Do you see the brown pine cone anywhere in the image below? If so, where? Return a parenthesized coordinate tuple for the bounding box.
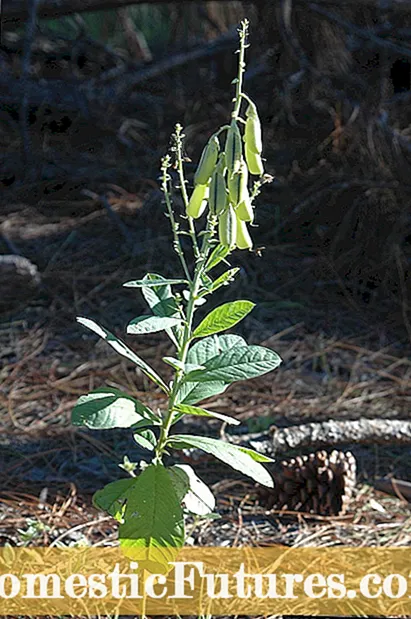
(260, 450, 356, 516)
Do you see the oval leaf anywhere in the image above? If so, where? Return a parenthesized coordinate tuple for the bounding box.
(133, 429, 157, 451)
(169, 435, 274, 487)
(193, 300, 255, 339)
(176, 380, 228, 406)
(119, 464, 185, 562)
(127, 315, 181, 335)
(185, 345, 282, 384)
(93, 478, 135, 521)
(71, 388, 155, 429)
(187, 334, 247, 366)
(169, 464, 215, 516)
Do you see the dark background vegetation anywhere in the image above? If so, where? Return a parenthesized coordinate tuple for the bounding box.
(1, 0, 410, 337)
(0, 0, 410, 548)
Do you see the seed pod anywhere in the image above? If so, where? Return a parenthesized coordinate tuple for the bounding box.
(228, 159, 248, 206)
(186, 183, 209, 219)
(218, 204, 237, 249)
(227, 171, 241, 205)
(236, 195, 254, 222)
(194, 136, 219, 186)
(209, 169, 227, 216)
(225, 120, 242, 177)
(244, 101, 262, 154)
(245, 145, 264, 176)
(235, 214, 253, 250)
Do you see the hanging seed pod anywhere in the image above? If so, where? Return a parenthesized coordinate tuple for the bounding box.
(218, 204, 237, 249)
(236, 195, 254, 222)
(228, 159, 248, 205)
(244, 100, 262, 154)
(245, 145, 264, 176)
(194, 136, 219, 186)
(186, 183, 209, 219)
(227, 171, 241, 205)
(235, 213, 253, 250)
(209, 170, 227, 216)
(225, 120, 243, 177)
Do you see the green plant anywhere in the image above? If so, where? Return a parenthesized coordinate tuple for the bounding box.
(71, 20, 281, 564)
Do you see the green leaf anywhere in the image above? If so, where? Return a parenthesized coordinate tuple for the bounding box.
(187, 334, 246, 366)
(174, 403, 240, 426)
(72, 388, 155, 429)
(127, 315, 181, 335)
(208, 268, 240, 294)
(192, 300, 255, 339)
(185, 345, 282, 384)
(77, 317, 169, 393)
(140, 273, 182, 346)
(168, 464, 215, 516)
(119, 463, 184, 567)
(124, 278, 188, 288)
(205, 244, 231, 272)
(93, 478, 136, 521)
(169, 435, 274, 487)
(140, 273, 180, 318)
(175, 380, 228, 406)
(133, 429, 157, 451)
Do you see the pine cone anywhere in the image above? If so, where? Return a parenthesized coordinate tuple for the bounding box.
(260, 450, 356, 516)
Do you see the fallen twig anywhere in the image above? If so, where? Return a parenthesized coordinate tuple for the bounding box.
(229, 418, 411, 455)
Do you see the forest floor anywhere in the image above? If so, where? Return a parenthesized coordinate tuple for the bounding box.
(0, 196, 410, 551)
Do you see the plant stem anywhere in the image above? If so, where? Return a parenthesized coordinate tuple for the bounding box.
(174, 124, 200, 260)
(160, 156, 191, 283)
(155, 217, 216, 461)
(233, 19, 249, 119)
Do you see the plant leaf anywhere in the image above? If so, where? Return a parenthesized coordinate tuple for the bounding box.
(127, 315, 181, 335)
(93, 478, 136, 521)
(175, 380, 228, 406)
(208, 268, 240, 293)
(71, 388, 156, 429)
(174, 403, 239, 426)
(168, 464, 215, 515)
(119, 463, 185, 568)
(187, 334, 247, 366)
(77, 317, 169, 392)
(185, 345, 282, 384)
(140, 273, 180, 318)
(192, 300, 255, 339)
(169, 435, 274, 487)
(205, 244, 231, 272)
(133, 429, 157, 451)
(124, 278, 188, 288)
(140, 273, 182, 346)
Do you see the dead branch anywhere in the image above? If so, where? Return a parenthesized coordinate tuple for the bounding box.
(0, 28, 237, 114)
(229, 418, 411, 456)
(4, 0, 411, 22)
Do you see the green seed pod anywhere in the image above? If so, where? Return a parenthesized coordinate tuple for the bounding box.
(244, 101, 262, 154)
(228, 159, 249, 206)
(225, 120, 243, 177)
(245, 145, 264, 176)
(186, 183, 209, 219)
(218, 204, 237, 249)
(235, 214, 253, 250)
(227, 171, 241, 205)
(236, 195, 254, 223)
(194, 136, 219, 186)
(209, 169, 227, 216)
